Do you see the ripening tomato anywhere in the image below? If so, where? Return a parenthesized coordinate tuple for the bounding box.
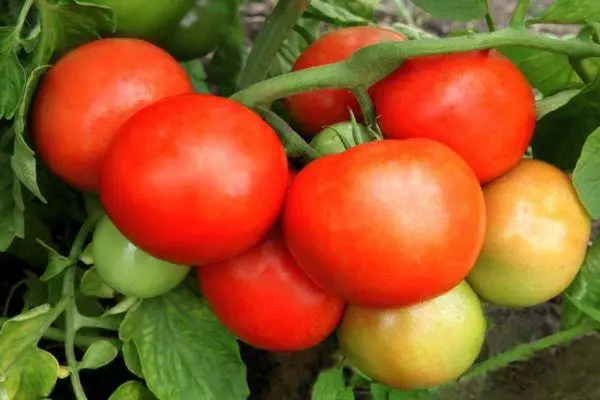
(372, 50, 536, 184)
(31, 38, 193, 192)
(339, 282, 486, 390)
(310, 121, 369, 156)
(283, 139, 485, 308)
(198, 228, 345, 352)
(467, 159, 591, 307)
(92, 215, 190, 298)
(100, 93, 288, 266)
(285, 26, 406, 136)
(87, 0, 193, 39)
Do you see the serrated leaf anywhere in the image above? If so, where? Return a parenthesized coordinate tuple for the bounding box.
(410, 0, 487, 21)
(312, 368, 355, 400)
(79, 340, 118, 370)
(38, 239, 71, 281)
(80, 267, 116, 299)
(119, 285, 249, 400)
(0, 348, 59, 400)
(535, 0, 600, 24)
(532, 79, 600, 170)
(0, 26, 27, 120)
(109, 381, 157, 400)
(573, 127, 600, 218)
(122, 340, 144, 379)
(207, 19, 246, 97)
(563, 237, 600, 328)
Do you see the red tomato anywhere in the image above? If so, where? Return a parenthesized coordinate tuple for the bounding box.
(31, 38, 193, 192)
(283, 139, 486, 308)
(372, 50, 536, 184)
(198, 228, 345, 352)
(100, 93, 288, 266)
(285, 26, 406, 136)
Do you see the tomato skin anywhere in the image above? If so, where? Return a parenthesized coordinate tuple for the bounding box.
(283, 139, 485, 308)
(372, 50, 536, 184)
(92, 215, 191, 298)
(87, 0, 193, 39)
(159, 0, 238, 61)
(285, 26, 406, 136)
(468, 159, 591, 307)
(31, 38, 193, 192)
(198, 228, 345, 352)
(100, 93, 288, 266)
(338, 282, 486, 390)
(310, 121, 368, 156)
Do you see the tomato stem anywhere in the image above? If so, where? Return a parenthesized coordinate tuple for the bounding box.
(509, 0, 531, 28)
(237, 0, 311, 90)
(231, 28, 600, 107)
(15, 0, 36, 40)
(351, 87, 376, 130)
(569, 57, 593, 84)
(461, 320, 600, 380)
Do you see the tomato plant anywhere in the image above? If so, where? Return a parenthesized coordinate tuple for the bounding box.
(198, 228, 345, 352)
(283, 138, 485, 308)
(31, 38, 193, 192)
(338, 282, 486, 390)
(158, 0, 238, 61)
(4, 0, 600, 400)
(285, 26, 406, 135)
(467, 159, 592, 307)
(100, 93, 288, 266)
(92, 215, 191, 298)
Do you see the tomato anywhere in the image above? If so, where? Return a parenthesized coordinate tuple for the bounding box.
(285, 26, 406, 136)
(283, 139, 485, 308)
(158, 0, 238, 61)
(338, 282, 486, 390)
(87, 0, 193, 39)
(310, 121, 369, 156)
(92, 215, 190, 298)
(467, 159, 591, 307)
(31, 38, 193, 192)
(372, 50, 536, 184)
(100, 93, 288, 266)
(198, 228, 345, 352)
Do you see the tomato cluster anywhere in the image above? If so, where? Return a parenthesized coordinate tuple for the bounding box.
(31, 23, 591, 391)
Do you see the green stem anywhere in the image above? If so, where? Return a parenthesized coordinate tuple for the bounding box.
(293, 24, 316, 45)
(74, 314, 121, 332)
(393, 0, 416, 27)
(237, 0, 311, 90)
(569, 57, 593, 83)
(462, 321, 600, 379)
(256, 107, 320, 161)
(15, 0, 35, 36)
(352, 87, 376, 129)
(485, 13, 497, 32)
(510, 0, 531, 28)
(231, 29, 600, 107)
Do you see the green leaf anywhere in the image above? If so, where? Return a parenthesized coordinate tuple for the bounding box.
(79, 242, 94, 265)
(207, 18, 246, 97)
(119, 285, 249, 400)
(532, 79, 600, 170)
(501, 47, 581, 96)
(122, 340, 144, 379)
(180, 60, 210, 94)
(0, 153, 24, 251)
(0, 27, 27, 119)
(109, 381, 157, 400)
(371, 384, 435, 400)
(535, 0, 600, 24)
(563, 237, 600, 329)
(536, 89, 580, 120)
(573, 127, 600, 218)
(80, 267, 116, 299)
(0, 348, 59, 400)
(38, 240, 72, 281)
(306, 1, 370, 26)
(7, 214, 54, 269)
(79, 339, 118, 370)
(410, 0, 487, 21)
(103, 297, 139, 317)
(312, 368, 355, 400)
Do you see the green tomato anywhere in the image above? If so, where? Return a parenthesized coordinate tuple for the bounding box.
(92, 215, 190, 298)
(310, 121, 369, 156)
(159, 0, 239, 61)
(88, 0, 194, 39)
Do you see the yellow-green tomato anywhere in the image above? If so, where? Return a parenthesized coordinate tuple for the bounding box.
(88, 0, 193, 39)
(338, 282, 485, 390)
(467, 159, 591, 308)
(92, 215, 191, 298)
(310, 121, 369, 156)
